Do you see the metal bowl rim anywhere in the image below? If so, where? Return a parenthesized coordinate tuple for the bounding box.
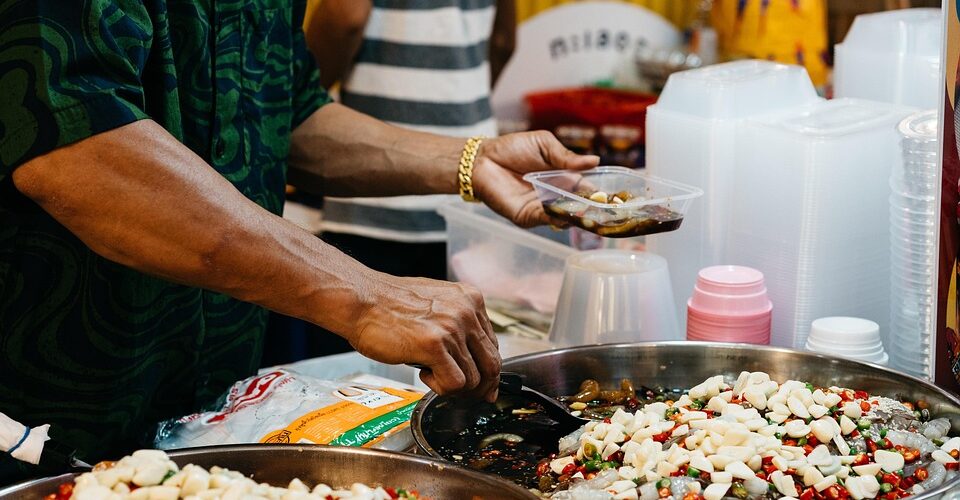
(410, 341, 960, 498)
(0, 444, 536, 498)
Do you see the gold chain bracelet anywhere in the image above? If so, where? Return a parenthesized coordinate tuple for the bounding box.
(457, 136, 484, 202)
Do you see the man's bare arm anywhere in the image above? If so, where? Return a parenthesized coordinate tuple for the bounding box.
(12, 119, 501, 399)
(305, 0, 372, 88)
(287, 103, 599, 227)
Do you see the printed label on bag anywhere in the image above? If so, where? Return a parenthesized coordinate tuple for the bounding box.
(259, 386, 422, 447)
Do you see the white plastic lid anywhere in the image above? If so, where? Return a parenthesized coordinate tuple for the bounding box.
(838, 8, 940, 57)
(654, 60, 820, 119)
(753, 98, 914, 137)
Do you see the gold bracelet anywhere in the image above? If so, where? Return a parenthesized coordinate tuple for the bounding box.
(457, 136, 484, 202)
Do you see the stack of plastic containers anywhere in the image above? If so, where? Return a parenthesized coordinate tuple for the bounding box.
(834, 8, 941, 109)
(890, 110, 939, 378)
(646, 60, 821, 327)
(729, 98, 916, 348)
(686, 266, 772, 345)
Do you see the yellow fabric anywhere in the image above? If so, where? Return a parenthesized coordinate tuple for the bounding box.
(711, 0, 828, 86)
(516, 0, 700, 28)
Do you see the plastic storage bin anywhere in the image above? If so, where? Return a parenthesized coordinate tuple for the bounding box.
(646, 60, 821, 328)
(834, 8, 941, 109)
(438, 203, 576, 329)
(729, 98, 916, 349)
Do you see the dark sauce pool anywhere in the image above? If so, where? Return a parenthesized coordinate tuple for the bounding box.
(437, 384, 682, 490)
(544, 200, 683, 238)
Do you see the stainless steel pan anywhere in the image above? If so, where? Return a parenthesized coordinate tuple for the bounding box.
(411, 342, 960, 498)
(0, 444, 537, 499)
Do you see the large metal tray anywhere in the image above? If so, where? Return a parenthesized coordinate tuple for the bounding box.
(0, 444, 537, 499)
(411, 342, 960, 498)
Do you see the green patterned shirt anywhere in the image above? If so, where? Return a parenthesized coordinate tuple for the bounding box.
(0, 0, 329, 483)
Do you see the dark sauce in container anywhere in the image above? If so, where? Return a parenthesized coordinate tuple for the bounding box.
(544, 199, 683, 238)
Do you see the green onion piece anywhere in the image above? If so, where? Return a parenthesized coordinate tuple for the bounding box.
(657, 478, 672, 489)
(857, 418, 871, 430)
(879, 428, 888, 438)
(798, 437, 808, 446)
(732, 483, 749, 499)
(775, 433, 783, 440)
(880, 483, 893, 493)
(806, 383, 815, 392)
(687, 466, 700, 478)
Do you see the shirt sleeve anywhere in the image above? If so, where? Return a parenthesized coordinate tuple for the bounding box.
(0, 1, 152, 179)
(290, 0, 332, 129)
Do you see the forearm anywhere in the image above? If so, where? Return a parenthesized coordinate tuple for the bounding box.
(287, 103, 465, 197)
(306, 0, 371, 88)
(12, 120, 377, 337)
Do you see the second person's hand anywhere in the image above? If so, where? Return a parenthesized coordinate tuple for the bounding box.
(347, 272, 502, 402)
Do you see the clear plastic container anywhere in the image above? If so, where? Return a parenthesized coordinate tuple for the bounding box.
(727, 98, 915, 348)
(646, 60, 821, 329)
(834, 9, 941, 108)
(654, 60, 819, 120)
(550, 250, 681, 345)
(524, 167, 703, 238)
(438, 202, 575, 328)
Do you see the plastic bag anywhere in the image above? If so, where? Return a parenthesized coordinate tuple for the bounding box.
(154, 369, 423, 451)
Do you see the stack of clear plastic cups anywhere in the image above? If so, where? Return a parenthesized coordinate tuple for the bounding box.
(889, 109, 938, 378)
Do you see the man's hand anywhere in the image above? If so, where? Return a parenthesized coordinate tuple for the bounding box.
(348, 274, 502, 402)
(472, 131, 600, 228)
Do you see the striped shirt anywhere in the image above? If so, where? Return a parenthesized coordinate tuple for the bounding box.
(322, 0, 499, 243)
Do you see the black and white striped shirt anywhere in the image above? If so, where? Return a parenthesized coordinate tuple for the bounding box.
(322, 0, 498, 242)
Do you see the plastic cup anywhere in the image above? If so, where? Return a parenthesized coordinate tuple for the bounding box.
(550, 250, 680, 346)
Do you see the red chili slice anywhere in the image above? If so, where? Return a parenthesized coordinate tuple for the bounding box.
(882, 473, 901, 488)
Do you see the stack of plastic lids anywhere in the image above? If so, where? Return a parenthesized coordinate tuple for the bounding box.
(727, 98, 916, 349)
(890, 110, 938, 378)
(646, 60, 821, 328)
(834, 8, 941, 109)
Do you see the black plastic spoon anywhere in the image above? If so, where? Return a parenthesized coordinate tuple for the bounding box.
(497, 372, 591, 435)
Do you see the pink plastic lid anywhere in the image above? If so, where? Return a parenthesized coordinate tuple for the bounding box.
(697, 265, 766, 295)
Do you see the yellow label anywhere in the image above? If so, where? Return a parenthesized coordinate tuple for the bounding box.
(259, 387, 423, 447)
